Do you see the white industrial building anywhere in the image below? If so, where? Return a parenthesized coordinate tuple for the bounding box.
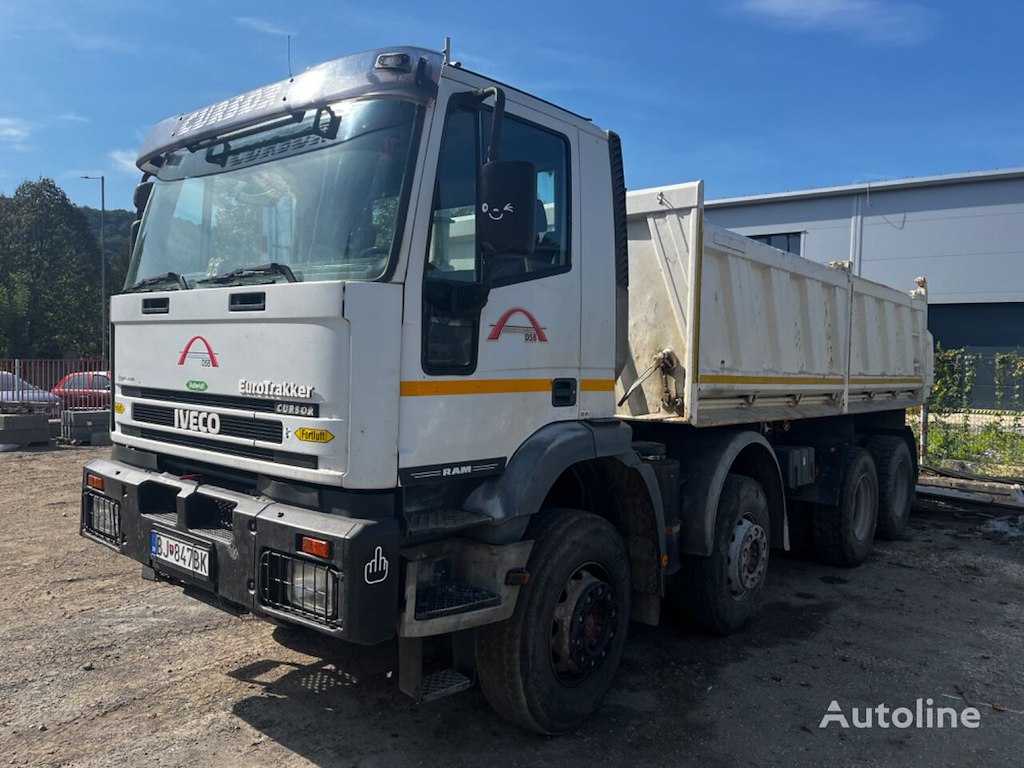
(705, 168, 1024, 407)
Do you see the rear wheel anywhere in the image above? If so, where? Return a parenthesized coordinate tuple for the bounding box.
(476, 509, 631, 734)
(678, 474, 770, 634)
(867, 436, 915, 540)
(813, 448, 878, 567)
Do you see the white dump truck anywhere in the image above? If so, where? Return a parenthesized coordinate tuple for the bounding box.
(80, 45, 933, 733)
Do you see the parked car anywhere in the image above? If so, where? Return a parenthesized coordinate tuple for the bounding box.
(51, 371, 112, 410)
(0, 371, 62, 414)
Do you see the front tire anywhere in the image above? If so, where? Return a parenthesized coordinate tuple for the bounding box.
(678, 474, 770, 634)
(476, 509, 631, 734)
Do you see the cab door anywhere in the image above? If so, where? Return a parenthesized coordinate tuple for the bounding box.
(397, 87, 581, 478)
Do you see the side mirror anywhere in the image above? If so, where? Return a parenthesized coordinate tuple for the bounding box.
(130, 179, 153, 255)
(133, 180, 153, 215)
(477, 160, 537, 258)
(129, 220, 141, 255)
(424, 279, 490, 316)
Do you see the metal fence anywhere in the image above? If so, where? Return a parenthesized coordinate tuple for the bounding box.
(0, 358, 109, 415)
(915, 348, 1024, 471)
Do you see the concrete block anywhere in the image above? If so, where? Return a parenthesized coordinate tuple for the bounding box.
(0, 428, 50, 447)
(0, 413, 49, 446)
(62, 410, 109, 443)
(90, 431, 112, 447)
(0, 413, 48, 430)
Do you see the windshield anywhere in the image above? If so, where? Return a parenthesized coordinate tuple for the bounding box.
(126, 98, 420, 289)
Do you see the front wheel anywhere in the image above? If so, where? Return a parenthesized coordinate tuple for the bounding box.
(476, 509, 631, 734)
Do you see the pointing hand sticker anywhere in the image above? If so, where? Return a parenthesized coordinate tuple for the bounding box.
(364, 546, 389, 585)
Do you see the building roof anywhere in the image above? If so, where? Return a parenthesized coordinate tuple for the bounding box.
(707, 167, 1024, 208)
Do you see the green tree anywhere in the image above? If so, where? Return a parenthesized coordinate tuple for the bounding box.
(79, 204, 135, 297)
(0, 178, 102, 357)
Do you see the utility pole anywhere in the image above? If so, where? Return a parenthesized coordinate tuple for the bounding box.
(81, 175, 107, 364)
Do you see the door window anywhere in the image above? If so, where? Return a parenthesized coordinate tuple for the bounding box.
(422, 99, 572, 374)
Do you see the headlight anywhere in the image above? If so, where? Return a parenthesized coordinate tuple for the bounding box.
(289, 558, 336, 617)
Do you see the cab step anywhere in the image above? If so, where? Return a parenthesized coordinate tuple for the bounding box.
(420, 669, 473, 702)
(415, 583, 500, 620)
(404, 508, 491, 535)
(398, 631, 476, 703)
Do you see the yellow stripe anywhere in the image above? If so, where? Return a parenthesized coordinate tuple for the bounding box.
(401, 379, 552, 396)
(700, 374, 844, 386)
(850, 376, 924, 385)
(401, 378, 616, 397)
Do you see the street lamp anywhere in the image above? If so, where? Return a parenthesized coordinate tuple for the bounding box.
(81, 175, 106, 364)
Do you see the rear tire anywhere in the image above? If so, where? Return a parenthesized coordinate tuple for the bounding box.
(867, 436, 915, 540)
(813, 448, 878, 567)
(678, 474, 770, 634)
(476, 509, 631, 734)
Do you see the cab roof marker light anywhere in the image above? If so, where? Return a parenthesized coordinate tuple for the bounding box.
(375, 52, 411, 72)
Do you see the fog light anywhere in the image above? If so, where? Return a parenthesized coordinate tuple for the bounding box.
(260, 551, 340, 625)
(289, 558, 336, 618)
(84, 492, 121, 545)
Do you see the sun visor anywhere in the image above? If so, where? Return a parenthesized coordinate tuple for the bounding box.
(136, 47, 442, 176)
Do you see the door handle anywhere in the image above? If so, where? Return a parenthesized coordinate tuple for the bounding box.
(551, 378, 577, 407)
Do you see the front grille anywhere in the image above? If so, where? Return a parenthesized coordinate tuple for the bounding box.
(129, 427, 317, 469)
(83, 491, 121, 546)
(121, 386, 318, 417)
(132, 403, 283, 443)
(259, 550, 340, 627)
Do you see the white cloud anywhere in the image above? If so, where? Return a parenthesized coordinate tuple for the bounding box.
(59, 112, 91, 124)
(0, 117, 30, 143)
(109, 150, 139, 175)
(738, 0, 936, 44)
(235, 16, 294, 37)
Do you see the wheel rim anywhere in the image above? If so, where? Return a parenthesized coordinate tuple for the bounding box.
(852, 475, 874, 541)
(726, 515, 768, 599)
(550, 563, 617, 686)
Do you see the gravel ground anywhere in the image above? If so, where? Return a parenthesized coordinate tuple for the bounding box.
(1, 445, 1022, 767)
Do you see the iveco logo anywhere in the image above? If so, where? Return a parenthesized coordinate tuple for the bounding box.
(173, 408, 221, 435)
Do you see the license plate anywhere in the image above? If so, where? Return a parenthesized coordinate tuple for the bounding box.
(150, 529, 210, 579)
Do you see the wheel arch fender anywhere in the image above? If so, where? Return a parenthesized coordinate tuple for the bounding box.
(678, 430, 787, 557)
(463, 421, 657, 523)
(462, 420, 667, 618)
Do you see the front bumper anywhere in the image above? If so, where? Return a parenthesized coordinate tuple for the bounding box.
(80, 457, 399, 644)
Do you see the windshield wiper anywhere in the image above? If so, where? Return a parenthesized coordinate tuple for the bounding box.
(124, 272, 190, 292)
(195, 262, 297, 286)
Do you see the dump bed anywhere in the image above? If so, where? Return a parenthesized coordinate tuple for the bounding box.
(617, 181, 933, 427)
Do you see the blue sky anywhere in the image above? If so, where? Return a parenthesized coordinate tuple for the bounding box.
(0, 0, 1020, 211)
